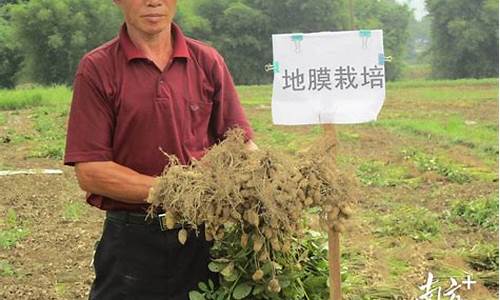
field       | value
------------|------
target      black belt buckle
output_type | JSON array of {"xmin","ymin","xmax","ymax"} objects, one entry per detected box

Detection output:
[{"xmin": 158, "ymin": 213, "xmax": 167, "ymax": 231}]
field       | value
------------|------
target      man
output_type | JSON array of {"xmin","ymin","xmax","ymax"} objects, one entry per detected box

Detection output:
[{"xmin": 64, "ymin": 0, "xmax": 256, "ymax": 299}]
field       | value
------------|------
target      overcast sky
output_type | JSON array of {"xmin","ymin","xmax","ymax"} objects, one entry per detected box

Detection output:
[{"xmin": 395, "ymin": 0, "xmax": 428, "ymax": 20}]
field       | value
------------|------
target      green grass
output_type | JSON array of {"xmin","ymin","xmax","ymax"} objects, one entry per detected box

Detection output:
[
  {"xmin": 28, "ymin": 105, "xmax": 68, "ymax": 159},
  {"xmin": 237, "ymin": 85, "xmax": 272, "ymax": 107},
  {"xmin": 387, "ymin": 78, "xmax": 498, "ymax": 89},
  {"xmin": 250, "ymin": 116, "xmax": 300, "ymax": 152},
  {"xmin": 388, "ymin": 258, "xmax": 410, "ymax": 277},
  {"xmin": 249, "ymin": 113, "xmax": 321, "ymax": 152},
  {"xmin": 433, "ymin": 264, "xmax": 470, "ymax": 281},
  {"xmin": 447, "ymin": 194, "xmax": 499, "ymax": 231},
  {"xmin": 464, "ymin": 243, "xmax": 499, "ymax": 272},
  {"xmin": 470, "ymin": 251, "xmax": 499, "ymax": 293},
  {"xmin": 381, "ymin": 116, "xmax": 498, "ymax": 159},
  {"xmin": 372, "ymin": 205, "xmax": 440, "ymax": 242},
  {"xmin": 337, "ymin": 130, "xmax": 360, "ymax": 142},
  {"xmin": 0, "ymin": 85, "xmax": 71, "ymax": 111},
  {"xmin": 413, "ymin": 87, "xmax": 497, "ymax": 102},
  {"xmin": 355, "ymin": 286, "xmax": 408, "ymax": 299},
  {"xmin": 356, "ymin": 160, "xmax": 417, "ymax": 187},
  {"xmin": 0, "ymin": 259, "xmax": 15, "ymax": 277},
  {"xmin": 402, "ymin": 149, "xmax": 474, "ymax": 184},
  {"xmin": 341, "ymin": 248, "xmax": 368, "ymax": 283},
  {"xmin": 0, "ymin": 209, "xmax": 29, "ymax": 249},
  {"xmin": 54, "ymin": 282, "xmax": 69, "ymax": 298},
  {"xmin": 62, "ymin": 201, "xmax": 87, "ymax": 221}
]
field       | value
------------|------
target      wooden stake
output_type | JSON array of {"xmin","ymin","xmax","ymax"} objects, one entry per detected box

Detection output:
[
  {"xmin": 328, "ymin": 229, "xmax": 342, "ymax": 300},
  {"xmin": 323, "ymin": 124, "xmax": 342, "ymax": 300}
]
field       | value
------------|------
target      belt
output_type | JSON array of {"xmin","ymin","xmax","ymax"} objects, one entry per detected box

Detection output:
[{"xmin": 106, "ymin": 211, "xmax": 183, "ymax": 231}]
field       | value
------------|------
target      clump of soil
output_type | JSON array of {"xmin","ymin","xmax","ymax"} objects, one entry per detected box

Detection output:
[{"xmin": 147, "ymin": 128, "xmax": 357, "ymax": 289}]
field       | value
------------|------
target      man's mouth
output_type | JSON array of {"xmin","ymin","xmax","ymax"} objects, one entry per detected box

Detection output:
[{"xmin": 142, "ymin": 14, "xmax": 165, "ymax": 22}]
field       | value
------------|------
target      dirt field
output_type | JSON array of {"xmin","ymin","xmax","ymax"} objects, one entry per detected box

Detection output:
[{"xmin": 0, "ymin": 79, "xmax": 498, "ymax": 299}]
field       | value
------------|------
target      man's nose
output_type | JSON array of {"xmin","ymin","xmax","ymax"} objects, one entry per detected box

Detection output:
[{"xmin": 146, "ymin": 0, "xmax": 162, "ymax": 7}]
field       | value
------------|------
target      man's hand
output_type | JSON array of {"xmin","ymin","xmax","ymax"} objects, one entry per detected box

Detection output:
[
  {"xmin": 75, "ymin": 161, "xmax": 155, "ymax": 204},
  {"xmin": 245, "ymin": 140, "xmax": 259, "ymax": 151}
]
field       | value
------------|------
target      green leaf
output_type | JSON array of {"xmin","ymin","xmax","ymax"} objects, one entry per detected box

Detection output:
[
  {"xmin": 275, "ymin": 276, "xmax": 290, "ymax": 289},
  {"xmin": 220, "ymin": 262, "xmax": 234, "ymax": 277},
  {"xmin": 198, "ymin": 282, "xmax": 209, "ymax": 292},
  {"xmin": 223, "ymin": 271, "xmax": 239, "ymax": 282},
  {"xmin": 208, "ymin": 262, "xmax": 226, "ymax": 273},
  {"xmin": 252, "ymin": 285, "xmax": 265, "ymax": 296},
  {"xmin": 208, "ymin": 279, "xmax": 215, "ymax": 290},
  {"xmin": 189, "ymin": 291, "xmax": 205, "ymax": 300},
  {"xmin": 261, "ymin": 262, "xmax": 273, "ymax": 275},
  {"xmin": 232, "ymin": 282, "xmax": 253, "ymax": 299},
  {"xmin": 303, "ymin": 276, "xmax": 327, "ymax": 290}
]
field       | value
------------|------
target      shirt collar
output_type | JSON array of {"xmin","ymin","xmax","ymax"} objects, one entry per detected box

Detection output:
[{"xmin": 119, "ymin": 22, "xmax": 190, "ymax": 62}]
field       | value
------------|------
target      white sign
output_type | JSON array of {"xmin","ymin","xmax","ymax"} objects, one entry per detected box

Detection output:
[{"xmin": 271, "ymin": 30, "xmax": 386, "ymax": 125}]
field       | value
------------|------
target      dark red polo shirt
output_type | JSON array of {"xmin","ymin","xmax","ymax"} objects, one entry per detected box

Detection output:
[{"xmin": 64, "ymin": 23, "xmax": 253, "ymax": 212}]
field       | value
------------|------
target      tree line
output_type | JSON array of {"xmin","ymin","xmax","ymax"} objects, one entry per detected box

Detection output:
[
  {"xmin": 426, "ymin": 0, "xmax": 498, "ymax": 79},
  {"xmin": 0, "ymin": 0, "xmax": 497, "ymax": 88}
]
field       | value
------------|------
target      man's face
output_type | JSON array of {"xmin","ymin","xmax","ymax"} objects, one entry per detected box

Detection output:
[{"xmin": 114, "ymin": 0, "xmax": 177, "ymax": 36}]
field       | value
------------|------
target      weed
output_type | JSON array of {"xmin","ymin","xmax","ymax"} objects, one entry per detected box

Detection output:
[
  {"xmin": 478, "ymin": 271, "xmax": 499, "ymax": 290},
  {"xmin": 0, "ymin": 209, "xmax": 29, "ymax": 249},
  {"xmin": 28, "ymin": 106, "xmax": 68, "ymax": 159},
  {"xmin": 62, "ymin": 201, "xmax": 87, "ymax": 221},
  {"xmin": 388, "ymin": 258, "xmax": 410, "ymax": 277},
  {"xmin": 0, "ymin": 87, "xmax": 70, "ymax": 159},
  {"xmin": 433, "ymin": 265, "xmax": 469, "ymax": 281},
  {"xmin": 0, "ymin": 260, "xmax": 14, "ymax": 276},
  {"xmin": 338, "ymin": 130, "xmax": 360, "ymax": 142},
  {"xmin": 373, "ymin": 205, "xmax": 440, "ymax": 241},
  {"xmin": 403, "ymin": 149, "xmax": 472, "ymax": 184},
  {"xmin": 464, "ymin": 243, "xmax": 499, "ymax": 272},
  {"xmin": 447, "ymin": 195, "xmax": 499, "ymax": 231},
  {"xmin": 54, "ymin": 282, "xmax": 69, "ymax": 298},
  {"xmin": 357, "ymin": 160, "xmax": 416, "ymax": 187}
]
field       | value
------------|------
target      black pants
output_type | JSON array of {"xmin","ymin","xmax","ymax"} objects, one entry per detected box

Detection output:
[{"xmin": 89, "ymin": 214, "xmax": 216, "ymax": 300}]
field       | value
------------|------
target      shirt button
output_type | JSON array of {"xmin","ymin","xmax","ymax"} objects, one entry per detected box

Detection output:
[{"xmin": 159, "ymin": 79, "xmax": 164, "ymax": 84}]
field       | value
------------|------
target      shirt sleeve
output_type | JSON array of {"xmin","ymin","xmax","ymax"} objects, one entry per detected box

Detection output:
[
  {"xmin": 64, "ymin": 58, "xmax": 115, "ymax": 166},
  {"xmin": 209, "ymin": 52, "xmax": 254, "ymax": 142}
]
